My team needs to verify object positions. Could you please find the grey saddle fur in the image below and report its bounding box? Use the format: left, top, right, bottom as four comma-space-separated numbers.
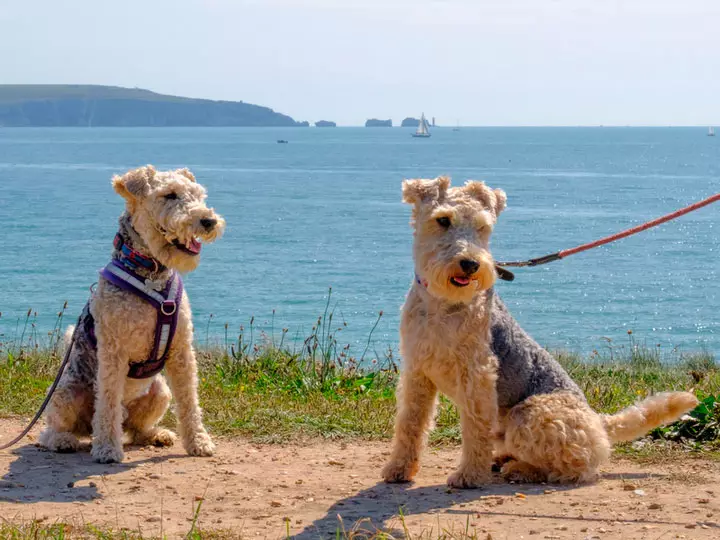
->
490, 290, 585, 410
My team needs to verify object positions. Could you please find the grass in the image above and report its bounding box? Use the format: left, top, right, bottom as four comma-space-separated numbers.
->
1, 297, 719, 451
0, 519, 493, 540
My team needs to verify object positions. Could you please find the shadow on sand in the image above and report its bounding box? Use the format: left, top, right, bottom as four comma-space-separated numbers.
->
0, 443, 182, 505
295, 471, 687, 539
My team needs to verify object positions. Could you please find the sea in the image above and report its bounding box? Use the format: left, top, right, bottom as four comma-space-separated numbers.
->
0, 127, 718, 360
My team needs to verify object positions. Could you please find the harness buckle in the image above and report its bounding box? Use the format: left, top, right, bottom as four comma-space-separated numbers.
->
161, 300, 177, 316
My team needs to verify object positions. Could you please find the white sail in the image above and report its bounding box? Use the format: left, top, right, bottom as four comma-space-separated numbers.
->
416, 114, 429, 135
709, 126, 715, 136
412, 113, 431, 137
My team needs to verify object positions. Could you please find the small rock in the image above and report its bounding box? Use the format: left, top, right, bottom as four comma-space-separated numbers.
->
147, 516, 161, 523
648, 503, 662, 510
685, 523, 696, 529
633, 489, 646, 496
580, 528, 588, 533
66, 482, 75, 488
194, 496, 204, 502
88, 482, 97, 488
148, 473, 161, 480
516, 492, 527, 499
698, 498, 710, 504
622, 483, 636, 491
328, 460, 344, 466
270, 500, 282, 507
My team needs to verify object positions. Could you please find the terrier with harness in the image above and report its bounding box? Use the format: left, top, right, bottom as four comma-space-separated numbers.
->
37, 165, 225, 463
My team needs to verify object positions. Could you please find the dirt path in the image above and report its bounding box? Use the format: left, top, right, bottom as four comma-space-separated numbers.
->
1, 420, 719, 539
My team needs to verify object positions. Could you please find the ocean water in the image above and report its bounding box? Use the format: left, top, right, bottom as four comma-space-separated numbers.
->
0, 127, 718, 358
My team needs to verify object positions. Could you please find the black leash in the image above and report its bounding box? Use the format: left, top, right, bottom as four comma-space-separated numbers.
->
0, 318, 81, 451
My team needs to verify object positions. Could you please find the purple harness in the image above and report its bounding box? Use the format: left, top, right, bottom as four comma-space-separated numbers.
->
87, 259, 183, 379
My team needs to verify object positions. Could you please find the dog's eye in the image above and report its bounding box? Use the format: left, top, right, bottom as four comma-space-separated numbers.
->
436, 216, 451, 228
164, 193, 178, 200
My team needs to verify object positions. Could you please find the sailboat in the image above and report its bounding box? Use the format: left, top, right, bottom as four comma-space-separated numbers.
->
708, 126, 715, 137
452, 120, 460, 132
412, 113, 431, 138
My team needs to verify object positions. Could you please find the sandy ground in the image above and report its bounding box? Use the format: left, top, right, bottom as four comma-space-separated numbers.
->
1, 419, 719, 539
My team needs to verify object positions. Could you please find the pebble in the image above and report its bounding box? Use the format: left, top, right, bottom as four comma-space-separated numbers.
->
648, 503, 662, 510
146, 516, 161, 523
270, 500, 282, 507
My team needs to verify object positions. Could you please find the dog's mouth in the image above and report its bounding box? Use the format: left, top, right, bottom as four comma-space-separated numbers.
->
449, 276, 472, 287
171, 237, 202, 256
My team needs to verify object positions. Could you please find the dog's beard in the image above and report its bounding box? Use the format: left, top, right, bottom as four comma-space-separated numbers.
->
134, 211, 225, 273
421, 254, 496, 304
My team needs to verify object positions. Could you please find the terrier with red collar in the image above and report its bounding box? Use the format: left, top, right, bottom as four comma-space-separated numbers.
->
39, 165, 225, 463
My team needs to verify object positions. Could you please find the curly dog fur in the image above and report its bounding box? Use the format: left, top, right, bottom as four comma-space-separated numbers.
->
39, 166, 225, 463
383, 176, 698, 487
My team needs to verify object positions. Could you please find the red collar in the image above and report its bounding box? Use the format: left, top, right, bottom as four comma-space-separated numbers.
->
114, 234, 164, 273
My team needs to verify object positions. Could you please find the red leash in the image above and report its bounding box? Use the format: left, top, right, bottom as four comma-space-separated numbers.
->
497, 192, 720, 268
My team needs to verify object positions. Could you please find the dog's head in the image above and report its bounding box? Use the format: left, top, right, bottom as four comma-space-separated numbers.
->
403, 176, 506, 304
113, 165, 226, 273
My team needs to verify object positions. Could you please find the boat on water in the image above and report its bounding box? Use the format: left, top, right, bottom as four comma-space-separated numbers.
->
709, 127, 715, 137
452, 119, 460, 132
277, 139, 288, 144
412, 113, 431, 138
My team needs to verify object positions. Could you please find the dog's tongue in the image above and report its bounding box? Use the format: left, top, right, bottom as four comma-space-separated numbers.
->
453, 276, 470, 285
186, 238, 202, 254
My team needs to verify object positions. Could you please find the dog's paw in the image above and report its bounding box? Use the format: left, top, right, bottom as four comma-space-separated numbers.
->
447, 468, 491, 489
91, 443, 124, 464
39, 430, 81, 453
184, 432, 215, 457
134, 428, 177, 448
381, 459, 418, 483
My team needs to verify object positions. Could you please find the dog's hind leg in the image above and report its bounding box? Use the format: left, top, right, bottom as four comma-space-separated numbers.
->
500, 392, 611, 484
165, 344, 215, 457
125, 376, 177, 447
382, 370, 438, 483
39, 385, 91, 453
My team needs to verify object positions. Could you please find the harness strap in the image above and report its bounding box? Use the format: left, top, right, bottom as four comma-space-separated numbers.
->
98, 260, 183, 379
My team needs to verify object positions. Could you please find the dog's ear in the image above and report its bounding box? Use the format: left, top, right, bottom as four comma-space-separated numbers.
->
493, 188, 507, 216
402, 176, 450, 205
464, 181, 507, 217
175, 168, 196, 183
112, 165, 156, 202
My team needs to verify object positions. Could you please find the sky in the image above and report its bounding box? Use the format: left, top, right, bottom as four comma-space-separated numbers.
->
2, 0, 719, 126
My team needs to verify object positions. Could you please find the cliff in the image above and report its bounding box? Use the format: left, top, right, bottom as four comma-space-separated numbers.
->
0, 85, 304, 127
365, 118, 392, 127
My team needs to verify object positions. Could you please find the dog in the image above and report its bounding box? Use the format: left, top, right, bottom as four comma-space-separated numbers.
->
39, 165, 225, 463
382, 176, 698, 487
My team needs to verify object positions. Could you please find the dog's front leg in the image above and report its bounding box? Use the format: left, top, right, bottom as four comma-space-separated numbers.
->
447, 359, 498, 489
382, 369, 438, 483
91, 341, 128, 463
165, 345, 215, 457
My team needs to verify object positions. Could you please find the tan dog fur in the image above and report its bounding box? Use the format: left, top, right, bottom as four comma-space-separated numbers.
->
383, 176, 698, 487
383, 176, 505, 488
39, 166, 225, 463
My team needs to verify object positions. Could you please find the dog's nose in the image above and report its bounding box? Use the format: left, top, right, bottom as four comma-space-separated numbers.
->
460, 259, 480, 274
200, 218, 217, 231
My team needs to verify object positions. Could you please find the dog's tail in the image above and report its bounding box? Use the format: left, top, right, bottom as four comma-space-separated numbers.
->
601, 392, 698, 443
63, 325, 76, 351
